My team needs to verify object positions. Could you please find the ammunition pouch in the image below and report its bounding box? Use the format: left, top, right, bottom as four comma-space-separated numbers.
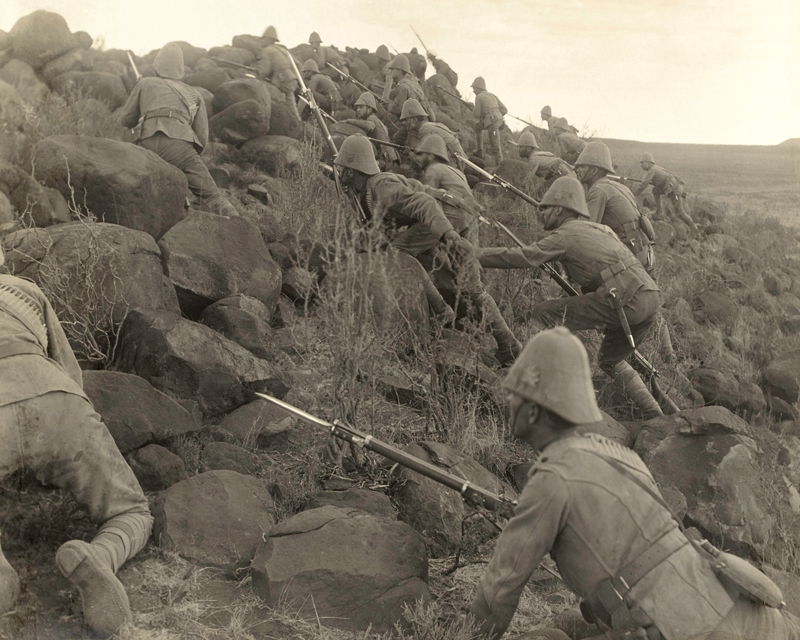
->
588, 255, 640, 304
639, 214, 656, 243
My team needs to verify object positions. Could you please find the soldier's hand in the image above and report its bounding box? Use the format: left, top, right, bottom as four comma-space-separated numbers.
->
443, 230, 474, 263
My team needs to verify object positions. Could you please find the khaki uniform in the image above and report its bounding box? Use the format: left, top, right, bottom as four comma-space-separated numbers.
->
389, 75, 435, 122
306, 73, 343, 114
479, 219, 659, 372
408, 122, 466, 169
120, 76, 236, 215
338, 114, 398, 168
556, 131, 587, 165
405, 51, 427, 80
256, 44, 300, 114
636, 164, 694, 228
0, 274, 152, 577
543, 115, 559, 131
472, 433, 800, 639
587, 177, 653, 269
526, 151, 576, 181
421, 162, 481, 246
429, 57, 458, 89
473, 91, 507, 160
309, 45, 343, 77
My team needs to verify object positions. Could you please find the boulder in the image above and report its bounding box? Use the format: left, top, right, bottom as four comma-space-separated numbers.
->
40, 48, 88, 82
250, 505, 429, 631
691, 289, 739, 328
652, 220, 676, 245
264, 86, 303, 139
73, 31, 93, 50
705, 233, 739, 252
33, 135, 187, 239
116, 309, 283, 417
199, 294, 274, 359
215, 398, 297, 449
690, 369, 741, 410
781, 316, 800, 335
764, 350, 800, 404
238, 135, 302, 175
305, 488, 397, 520
201, 441, 262, 475
158, 211, 282, 318
193, 85, 214, 117
0, 59, 49, 103
126, 444, 187, 492
393, 441, 513, 557
8, 10, 76, 69
83, 371, 200, 453
172, 41, 207, 68
0, 161, 71, 228
3, 223, 179, 361
50, 71, 127, 109
552, 607, 597, 640
207, 46, 255, 67
209, 99, 271, 146
183, 67, 229, 93
634, 407, 773, 556
154, 470, 275, 567
231, 35, 265, 57
764, 269, 793, 296
211, 77, 272, 114
768, 395, 797, 420
578, 411, 634, 447
0, 79, 24, 128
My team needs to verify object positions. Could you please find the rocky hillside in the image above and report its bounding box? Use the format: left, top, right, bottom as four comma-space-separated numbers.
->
1, 10, 800, 640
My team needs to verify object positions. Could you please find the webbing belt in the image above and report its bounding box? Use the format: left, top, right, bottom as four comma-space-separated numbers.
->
599, 255, 639, 289
142, 108, 189, 125
0, 341, 46, 360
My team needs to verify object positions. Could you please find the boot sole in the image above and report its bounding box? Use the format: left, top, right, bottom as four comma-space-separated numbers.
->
55, 541, 132, 636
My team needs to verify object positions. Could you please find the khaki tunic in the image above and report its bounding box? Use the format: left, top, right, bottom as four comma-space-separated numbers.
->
556, 131, 587, 165
637, 163, 685, 197
256, 44, 300, 94
408, 122, 465, 167
308, 73, 342, 104
587, 177, 651, 266
389, 75, 435, 121
527, 151, 576, 180
473, 91, 507, 128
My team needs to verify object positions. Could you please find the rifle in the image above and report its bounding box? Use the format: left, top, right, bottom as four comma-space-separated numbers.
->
434, 84, 472, 109
608, 175, 642, 183
456, 154, 541, 208
410, 25, 430, 57
255, 393, 518, 515
367, 137, 407, 151
507, 114, 536, 128
126, 51, 141, 81
326, 63, 388, 105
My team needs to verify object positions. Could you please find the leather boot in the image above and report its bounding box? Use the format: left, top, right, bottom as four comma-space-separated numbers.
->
0, 535, 20, 615
422, 278, 456, 325
478, 292, 522, 366
611, 361, 663, 419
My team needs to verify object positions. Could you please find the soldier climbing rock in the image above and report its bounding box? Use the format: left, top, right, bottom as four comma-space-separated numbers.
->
478, 177, 664, 417
119, 43, 239, 217
426, 50, 458, 91
395, 98, 465, 169
254, 26, 302, 121
307, 31, 344, 77
471, 77, 507, 165
333, 135, 521, 365
517, 130, 576, 185
540, 104, 558, 131
300, 59, 343, 117
552, 117, 586, 165
385, 54, 435, 126
0, 245, 153, 637
634, 152, 697, 231
337, 91, 398, 169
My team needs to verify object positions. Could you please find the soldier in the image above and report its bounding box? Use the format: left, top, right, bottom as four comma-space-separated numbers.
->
406, 47, 427, 80
0, 245, 153, 636
517, 130, 576, 185
540, 104, 558, 131
471, 77, 507, 165
336, 92, 398, 169
553, 117, 586, 165
333, 135, 521, 364
414, 134, 481, 246
426, 50, 458, 91
375, 45, 392, 67
300, 59, 343, 116
385, 54, 435, 125
119, 43, 239, 217
254, 26, 301, 120
575, 141, 655, 270
634, 152, 697, 231
478, 177, 663, 417
472, 326, 800, 640
307, 31, 344, 77
395, 98, 465, 170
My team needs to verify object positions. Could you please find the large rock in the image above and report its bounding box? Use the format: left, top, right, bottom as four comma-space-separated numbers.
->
764, 350, 800, 404
393, 441, 514, 557
158, 211, 282, 318
40, 47, 88, 82
126, 444, 187, 492
183, 67, 229, 93
691, 289, 739, 329
250, 506, 429, 631
172, 41, 207, 68
0, 79, 24, 127
0, 59, 49, 103
207, 46, 255, 67
51, 71, 127, 109
83, 371, 200, 453
199, 294, 274, 359
201, 441, 262, 475
3, 223, 179, 361
8, 10, 77, 69
634, 407, 773, 556
262, 83, 302, 138
305, 488, 397, 520
231, 35, 265, 57
209, 99, 271, 146
238, 135, 302, 175
115, 309, 283, 417
154, 470, 275, 567
34, 135, 187, 239
211, 77, 272, 114
215, 398, 297, 449
0, 161, 71, 227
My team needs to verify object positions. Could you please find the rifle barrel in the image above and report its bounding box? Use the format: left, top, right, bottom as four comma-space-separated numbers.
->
367, 137, 406, 151
456, 154, 540, 207
126, 51, 141, 81
508, 114, 535, 128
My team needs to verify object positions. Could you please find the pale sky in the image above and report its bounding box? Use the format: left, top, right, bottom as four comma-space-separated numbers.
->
2, 0, 798, 145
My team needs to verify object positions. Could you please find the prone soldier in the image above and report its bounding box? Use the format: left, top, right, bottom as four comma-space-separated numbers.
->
471, 76, 507, 165
634, 152, 697, 231
0, 245, 153, 636
472, 326, 800, 640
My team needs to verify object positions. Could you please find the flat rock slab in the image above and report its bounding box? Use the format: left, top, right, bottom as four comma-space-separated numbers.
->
83, 370, 200, 453
215, 398, 297, 449
765, 350, 800, 404
305, 488, 397, 520
251, 505, 429, 632
199, 294, 274, 359
201, 441, 262, 475
154, 470, 275, 568
126, 443, 187, 492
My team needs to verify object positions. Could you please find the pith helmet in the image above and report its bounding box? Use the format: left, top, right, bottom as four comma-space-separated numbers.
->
518, 131, 539, 149
309, 31, 322, 44
400, 98, 428, 120
415, 135, 449, 163
387, 54, 411, 73
153, 43, 185, 80
302, 59, 319, 73
540, 176, 590, 218
554, 117, 571, 131
375, 45, 391, 62
575, 140, 614, 173
471, 76, 486, 91
503, 327, 603, 424
640, 152, 655, 164
334, 135, 380, 176
540, 105, 552, 116
354, 92, 377, 109
262, 26, 279, 42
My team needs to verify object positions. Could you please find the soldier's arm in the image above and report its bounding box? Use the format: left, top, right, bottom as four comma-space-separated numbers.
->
586, 186, 608, 224
497, 97, 508, 116
421, 166, 443, 190
473, 93, 483, 120
119, 82, 143, 129
471, 470, 568, 639
633, 169, 655, 196
339, 119, 374, 133
478, 232, 566, 269
378, 178, 454, 239
193, 94, 209, 150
